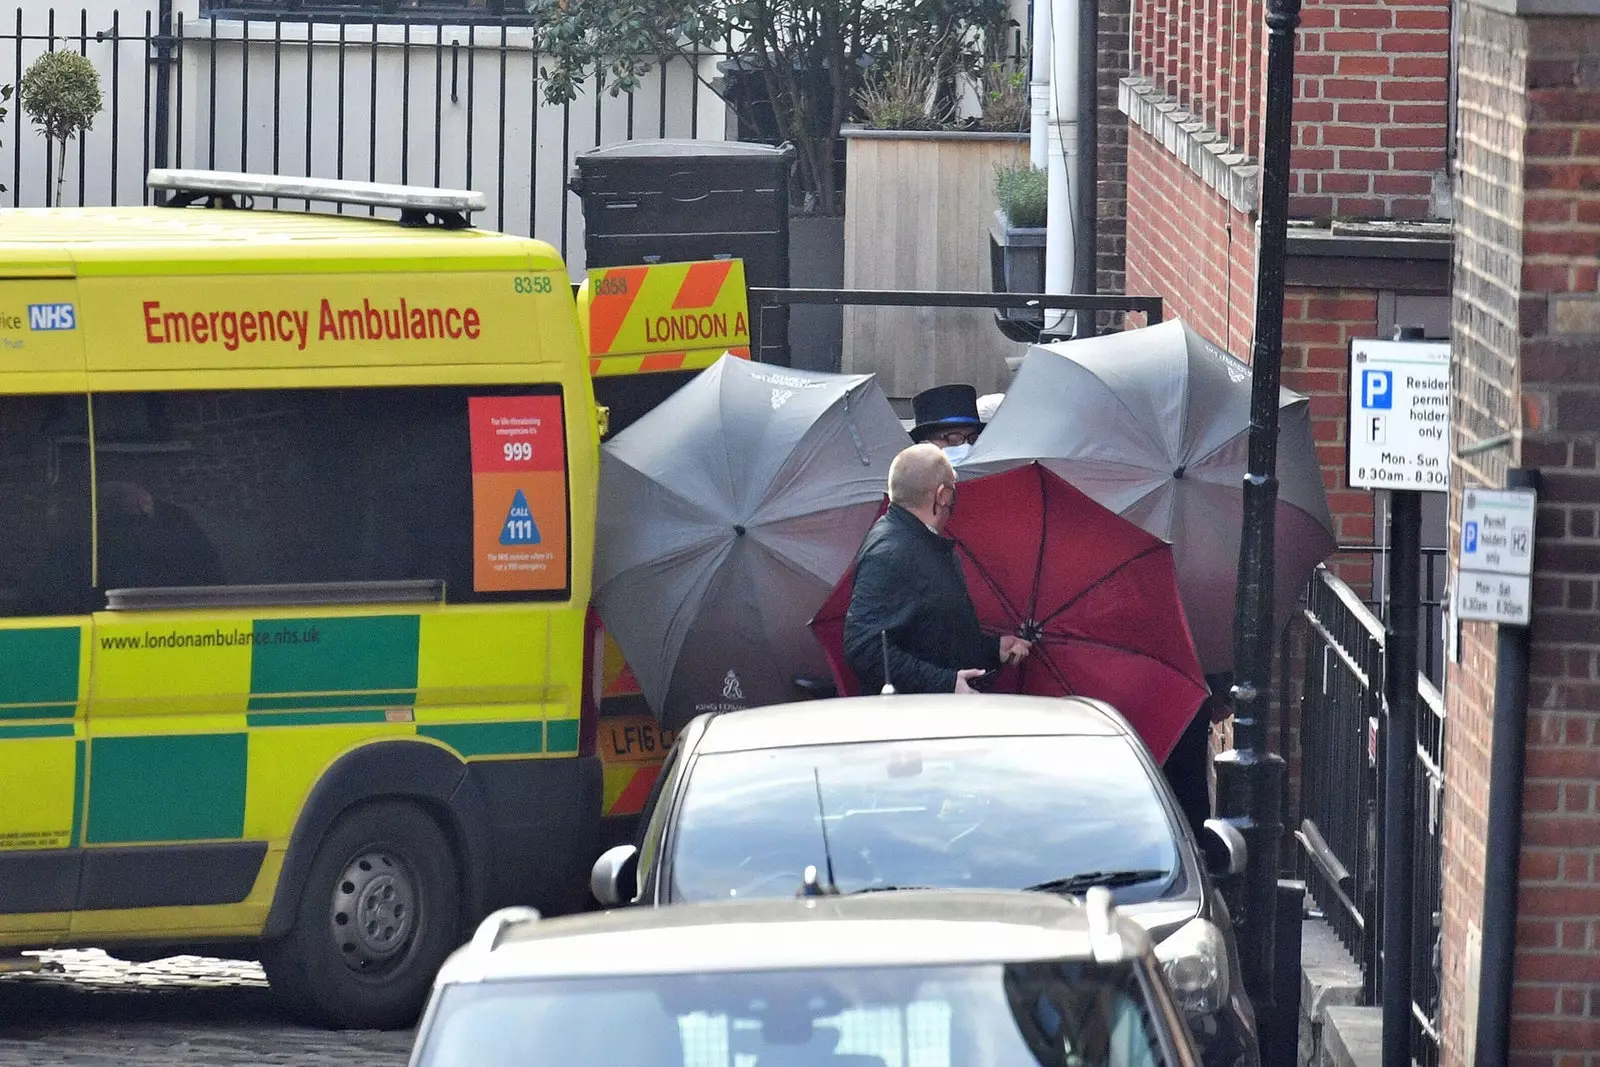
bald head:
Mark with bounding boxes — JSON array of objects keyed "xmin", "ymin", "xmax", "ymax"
[{"xmin": 887, "ymin": 443, "xmax": 955, "ymax": 510}]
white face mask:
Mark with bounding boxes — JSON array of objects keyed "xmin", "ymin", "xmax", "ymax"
[{"xmin": 942, "ymin": 443, "xmax": 973, "ymax": 465}]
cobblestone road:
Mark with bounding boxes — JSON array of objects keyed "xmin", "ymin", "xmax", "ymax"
[{"xmin": 0, "ymin": 951, "xmax": 413, "ymax": 1066}]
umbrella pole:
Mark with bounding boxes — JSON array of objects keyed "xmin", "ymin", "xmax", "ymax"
[{"xmin": 1217, "ymin": 0, "xmax": 1301, "ymax": 1048}]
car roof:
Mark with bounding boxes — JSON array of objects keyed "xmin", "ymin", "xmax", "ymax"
[
  {"xmin": 439, "ymin": 891, "xmax": 1149, "ymax": 984},
  {"xmin": 693, "ymin": 694, "xmax": 1130, "ymax": 755}
]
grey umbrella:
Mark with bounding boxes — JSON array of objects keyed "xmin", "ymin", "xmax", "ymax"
[
  {"xmin": 595, "ymin": 355, "xmax": 911, "ymax": 727},
  {"xmin": 960, "ymin": 318, "xmax": 1336, "ymax": 674}
]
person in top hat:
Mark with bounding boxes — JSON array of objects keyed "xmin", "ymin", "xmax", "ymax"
[{"xmin": 909, "ymin": 384, "xmax": 984, "ymax": 463}]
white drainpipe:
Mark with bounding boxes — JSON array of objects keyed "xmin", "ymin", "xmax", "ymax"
[
  {"xmin": 1029, "ymin": 0, "xmax": 1051, "ymax": 171},
  {"xmin": 1044, "ymin": 0, "xmax": 1079, "ymax": 334}
]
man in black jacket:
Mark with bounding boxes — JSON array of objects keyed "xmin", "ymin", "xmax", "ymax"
[{"xmin": 843, "ymin": 443, "xmax": 1030, "ymax": 694}]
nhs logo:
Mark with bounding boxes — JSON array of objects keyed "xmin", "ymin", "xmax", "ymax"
[{"xmin": 28, "ymin": 303, "xmax": 76, "ymax": 331}]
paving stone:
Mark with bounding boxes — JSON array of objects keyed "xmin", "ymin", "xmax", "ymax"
[{"xmin": 0, "ymin": 951, "xmax": 412, "ymax": 1066}]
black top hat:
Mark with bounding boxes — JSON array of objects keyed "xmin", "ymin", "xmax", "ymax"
[{"xmin": 909, "ymin": 384, "xmax": 983, "ymax": 443}]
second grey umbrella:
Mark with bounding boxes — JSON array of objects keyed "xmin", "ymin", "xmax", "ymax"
[
  {"xmin": 594, "ymin": 355, "xmax": 911, "ymax": 727},
  {"xmin": 961, "ymin": 318, "xmax": 1336, "ymax": 674}
]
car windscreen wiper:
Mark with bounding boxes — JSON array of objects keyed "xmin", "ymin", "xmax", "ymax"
[
  {"xmin": 846, "ymin": 884, "xmax": 938, "ymax": 894},
  {"xmin": 1024, "ymin": 869, "xmax": 1170, "ymax": 894}
]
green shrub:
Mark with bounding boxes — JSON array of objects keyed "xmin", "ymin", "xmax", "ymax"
[
  {"xmin": 856, "ymin": 46, "xmax": 953, "ymax": 131},
  {"xmin": 994, "ymin": 161, "xmax": 1047, "ymax": 228},
  {"xmin": 977, "ymin": 59, "xmax": 1027, "ymax": 133}
]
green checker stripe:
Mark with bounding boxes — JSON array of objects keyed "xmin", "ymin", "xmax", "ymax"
[
  {"xmin": 0, "ymin": 703, "xmax": 76, "ymax": 721},
  {"xmin": 0, "ymin": 627, "xmax": 81, "ymax": 709},
  {"xmin": 418, "ymin": 721, "xmax": 546, "ymax": 758},
  {"xmin": 546, "ymin": 719, "xmax": 580, "ymax": 754},
  {"xmin": 69, "ymin": 740, "xmax": 85, "ymax": 848},
  {"xmin": 246, "ymin": 709, "xmax": 394, "ymax": 728},
  {"xmin": 247, "ymin": 691, "xmax": 415, "ymax": 713},
  {"xmin": 0, "ymin": 722, "xmax": 74, "ymax": 740},
  {"xmin": 248, "ymin": 616, "xmax": 419, "ymax": 712},
  {"xmin": 87, "ymin": 734, "xmax": 247, "ymax": 844}
]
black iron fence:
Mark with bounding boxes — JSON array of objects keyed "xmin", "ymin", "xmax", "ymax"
[
  {"xmin": 1295, "ymin": 560, "xmax": 1446, "ymax": 1065},
  {"xmin": 1, "ymin": 6, "xmax": 718, "ymax": 266}
]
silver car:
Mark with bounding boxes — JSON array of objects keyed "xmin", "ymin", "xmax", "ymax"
[
  {"xmin": 589, "ymin": 695, "xmax": 1257, "ymax": 1067},
  {"xmin": 409, "ymin": 889, "xmax": 1204, "ymax": 1067}
]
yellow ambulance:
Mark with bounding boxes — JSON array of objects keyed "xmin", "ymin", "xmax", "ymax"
[{"xmin": 0, "ymin": 170, "xmax": 607, "ymax": 1028}]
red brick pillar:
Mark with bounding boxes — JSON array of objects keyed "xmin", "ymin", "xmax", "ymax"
[{"xmin": 1440, "ymin": 6, "xmax": 1600, "ymax": 1064}]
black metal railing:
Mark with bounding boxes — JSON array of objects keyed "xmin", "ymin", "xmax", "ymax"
[
  {"xmin": 1295, "ymin": 562, "xmax": 1445, "ymax": 1064},
  {"xmin": 747, "ymin": 288, "xmax": 1165, "ymax": 373},
  {"xmin": 1334, "ymin": 542, "xmax": 1450, "ymax": 687},
  {"xmin": 1, "ymin": 6, "xmax": 715, "ymax": 266},
  {"xmin": 1297, "ymin": 567, "xmax": 1384, "ymax": 998},
  {"xmin": 1411, "ymin": 674, "xmax": 1445, "ymax": 1067}
]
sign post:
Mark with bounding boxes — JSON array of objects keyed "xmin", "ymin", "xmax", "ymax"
[
  {"xmin": 1346, "ymin": 328, "xmax": 1450, "ymax": 1067},
  {"xmin": 1471, "ymin": 468, "xmax": 1539, "ymax": 1067}
]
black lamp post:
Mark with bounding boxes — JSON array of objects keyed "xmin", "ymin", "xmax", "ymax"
[{"xmin": 1215, "ymin": 0, "xmax": 1302, "ymax": 1031}]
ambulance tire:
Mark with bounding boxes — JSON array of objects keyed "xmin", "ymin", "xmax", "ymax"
[{"xmin": 262, "ymin": 799, "xmax": 463, "ymax": 1030}]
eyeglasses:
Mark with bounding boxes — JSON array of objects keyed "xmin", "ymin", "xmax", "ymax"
[{"xmin": 933, "ymin": 427, "xmax": 980, "ymax": 447}]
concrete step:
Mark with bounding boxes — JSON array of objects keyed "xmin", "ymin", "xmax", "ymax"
[{"xmin": 1321, "ymin": 1006, "xmax": 1382, "ymax": 1067}]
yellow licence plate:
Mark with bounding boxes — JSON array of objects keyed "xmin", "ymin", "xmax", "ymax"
[{"xmin": 599, "ymin": 716, "xmax": 676, "ymax": 764}]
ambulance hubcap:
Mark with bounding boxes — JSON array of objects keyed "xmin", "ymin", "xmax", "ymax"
[{"xmin": 332, "ymin": 850, "xmax": 418, "ymax": 972}]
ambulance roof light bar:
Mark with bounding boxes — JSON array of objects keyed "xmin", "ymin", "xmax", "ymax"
[{"xmin": 146, "ymin": 169, "xmax": 486, "ymax": 229}]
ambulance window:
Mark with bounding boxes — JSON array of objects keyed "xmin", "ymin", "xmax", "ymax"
[
  {"xmin": 0, "ymin": 394, "xmax": 96, "ymax": 618},
  {"xmin": 88, "ymin": 385, "xmax": 571, "ymax": 603}
]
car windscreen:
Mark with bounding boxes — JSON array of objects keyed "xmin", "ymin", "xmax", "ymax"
[
  {"xmin": 414, "ymin": 962, "xmax": 1180, "ymax": 1067},
  {"xmin": 667, "ymin": 736, "xmax": 1180, "ymax": 902}
]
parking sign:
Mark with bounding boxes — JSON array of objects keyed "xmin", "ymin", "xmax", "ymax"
[
  {"xmin": 1361, "ymin": 369, "xmax": 1393, "ymax": 409},
  {"xmin": 1345, "ymin": 339, "xmax": 1450, "ymax": 491}
]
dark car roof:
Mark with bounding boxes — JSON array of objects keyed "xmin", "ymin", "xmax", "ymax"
[
  {"xmin": 693, "ymin": 694, "xmax": 1130, "ymax": 755},
  {"xmin": 437, "ymin": 890, "xmax": 1151, "ymax": 983}
]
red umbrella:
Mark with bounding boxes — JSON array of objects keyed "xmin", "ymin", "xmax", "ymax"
[{"xmin": 809, "ymin": 463, "xmax": 1209, "ymax": 762}]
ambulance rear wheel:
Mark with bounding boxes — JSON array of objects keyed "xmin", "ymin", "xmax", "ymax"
[{"xmin": 263, "ymin": 800, "xmax": 463, "ymax": 1030}]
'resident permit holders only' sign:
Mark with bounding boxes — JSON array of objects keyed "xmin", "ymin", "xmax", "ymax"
[
  {"xmin": 468, "ymin": 395, "xmax": 569, "ymax": 593},
  {"xmin": 1346, "ymin": 338, "xmax": 1451, "ymax": 492}
]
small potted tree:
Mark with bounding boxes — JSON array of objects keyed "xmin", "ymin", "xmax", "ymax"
[
  {"xmin": 991, "ymin": 161, "xmax": 1047, "ymax": 339},
  {"xmin": 20, "ymin": 49, "xmax": 103, "ymax": 207}
]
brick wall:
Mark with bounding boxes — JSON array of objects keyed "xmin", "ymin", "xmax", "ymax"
[
  {"xmin": 1098, "ymin": 0, "xmax": 1134, "ymax": 301},
  {"xmin": 1130, "ymin": 0, "xmax": 1450, "ymax": 216},
  {"xmin": 1290, "ymin": 0, "xmax": 1452, "ymax": 219},
  {"xmin": 1442, "ymin": 5, "xmax": 1600, "ymax": 1064},
  {"xmin": 1124, "ymin": 127, "xmax": 1259, "ymax": 349},
  {"xmin": 1282, "ymin": 287, "xmax": 1379, "ymax": 569},
  {"xmin": 1441, "ymin": 6, "xmax": 1524, "ymax": 1049}
]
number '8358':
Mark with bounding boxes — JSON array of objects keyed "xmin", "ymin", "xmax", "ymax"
[
  {"xmin": 513, "ymin": 275, "xmax": 553, "ymax": 294},
  {"xmin": 504, "ymin": 442, "xmax": 534, "ymax": 462}
]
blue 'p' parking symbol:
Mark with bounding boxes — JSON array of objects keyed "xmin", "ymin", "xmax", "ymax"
[{"xmin": 1362, "ymin": 369, "xmax": 1393, "ymax": 409}]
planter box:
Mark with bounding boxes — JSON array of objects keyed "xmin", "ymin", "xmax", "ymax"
[
  {"xmin": 842, "ymin": 129, "xmax": 1030, "ymax": 398},
  {"xmin": 990, "ymin": 209, "xmax": 1047, "ymax": 342}
]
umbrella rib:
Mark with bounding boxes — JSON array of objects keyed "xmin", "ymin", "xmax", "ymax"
[
  {"xmin": 1025, "ymin": 645, "xmax": 1076, "ymax": 694},
  {"xmin": 953, "ymin": 541, "xmax": 1027, "ymax": 632},
  {"xmin": 1035, "ymin": 542, "xmax": 1172, "ymax": 629},
  {"xmin": 1035, "ymin": 630, "xmax": 1206, "ymax": 690},
  {"xmin": 1027, "ymin": 463, "xmax": 1049, "ymax": 625}
]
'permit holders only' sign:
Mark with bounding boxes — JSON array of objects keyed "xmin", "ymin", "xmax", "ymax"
[{"xmin": 468, "ymin": 394, "xmax": 569, "ymax": 594}]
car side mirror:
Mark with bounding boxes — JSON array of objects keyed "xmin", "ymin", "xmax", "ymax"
[
  {"xmin": 1200, "ymin": 818, "xmax": 1248, "ymax": 879},
  {"xmin": 590, "ymin": 844, "xmax": 640, "ymax": 907}
]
